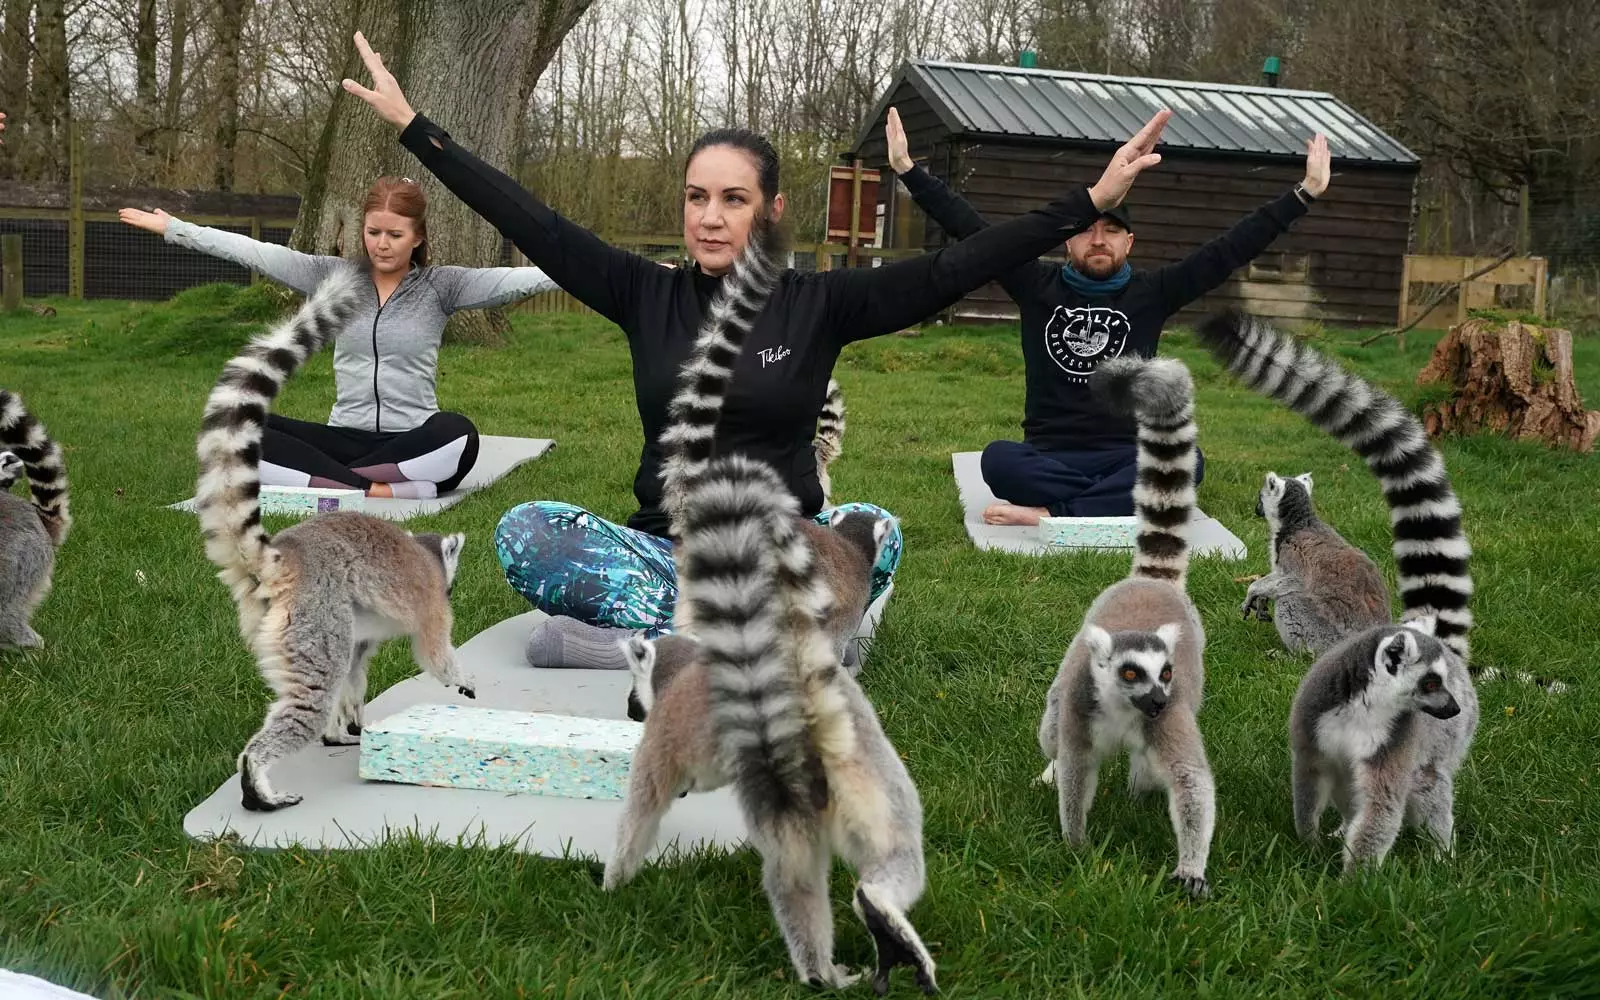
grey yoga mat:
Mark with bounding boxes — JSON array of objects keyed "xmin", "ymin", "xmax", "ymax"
[{"xmin": 951, "ymin": 451, "xmax": 1247, "ymax": 560}]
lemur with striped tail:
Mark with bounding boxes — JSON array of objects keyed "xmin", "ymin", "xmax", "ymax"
[
  {"xmin": 195, "ymin": 267, "xmax": 475, "ymax": 813},
  {"xmin": 606, "ymin": 229, "xmax": 937, "ymax": 995},
  {"xmin": 1036, "ymin": 355, "xmax": 1217, "ymax": 897},
  {"xmin": 0, "ymin": 390, "xmax": 72, "ymax": 649},
  {"xmin": 1195, "ymin": 309, "xmax": 1479, "ymax": 872}
]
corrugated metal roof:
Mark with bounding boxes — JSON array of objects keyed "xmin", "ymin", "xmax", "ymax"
[{"xmin": 864, "ymin": 60, "xmax": 1417, "ymax": 166}]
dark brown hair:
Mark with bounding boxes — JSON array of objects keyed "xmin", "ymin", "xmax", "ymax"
[{"xmin": 361, "ymin": 176, "xmax": 429, "ymax": 267}]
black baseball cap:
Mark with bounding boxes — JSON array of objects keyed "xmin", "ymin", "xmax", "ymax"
[{"xmin": 1098, "ymin": 204, "xmax": 1133, "ymax": 231}]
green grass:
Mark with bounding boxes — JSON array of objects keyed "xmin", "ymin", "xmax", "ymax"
[{"xmin": 2, "ymin": 288, "xmax": 1597, "ymax": 998}]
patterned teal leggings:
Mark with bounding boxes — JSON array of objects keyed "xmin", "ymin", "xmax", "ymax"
[{"xmin": 493, "ymin": 500, "xmax": 903, "ymax": 637}]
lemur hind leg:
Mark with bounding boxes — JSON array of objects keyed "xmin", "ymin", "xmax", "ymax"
[
  {"xmin": 322, "ymin": 640, "xmax": 374, "ymax": 746},
  {"xmin": 852, "ymin": 844, "xmax": 937, "ymax": 995}
]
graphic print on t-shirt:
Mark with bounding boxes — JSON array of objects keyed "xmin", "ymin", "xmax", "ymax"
[{"xmin": 1043, "ymin": 305, "xmax": 1132, "ymax": 383}]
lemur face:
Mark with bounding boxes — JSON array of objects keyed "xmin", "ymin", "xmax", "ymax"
[
  {"xmin": 1374, "ymin": 625, "xmax": 1461, "ymax": 720},
  {"xmin": 1256, "ymin": 471, "xmax": 1314, "ymax": 520},
  {"xmin": 1085, "ymin": 622, "xmax": 1181, "ymax": 719},
  {"xmin": 0, "ymin": 451, "xmax": 23, "ymax": 489},
  {"xmin": 623, "ymin": 635, "xmax": 656, "ymax": 722}
]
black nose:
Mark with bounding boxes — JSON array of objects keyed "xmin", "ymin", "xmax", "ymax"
[
  {"xmin": 1134, "ymin": 692, "xmax": 1167, "ymax": 719},
  {"xmin": 626, "ymin": 691, "xmax": 647, "ymax": 722},
  {"xmin": 1423, "ymin": 695, "xmax": 1461, "ymax": 720}
]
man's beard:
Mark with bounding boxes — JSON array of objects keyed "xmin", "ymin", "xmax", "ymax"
[{"xmin": 1074, "ymin": 253, "xmax": 1121, "ymax": 279}]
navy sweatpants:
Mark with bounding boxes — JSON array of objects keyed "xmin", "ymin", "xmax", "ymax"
[{"xmin": 980, "ymin": 440, "xmax": 1206, "ymax": 518}]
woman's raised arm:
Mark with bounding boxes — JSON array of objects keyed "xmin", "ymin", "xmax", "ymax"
[
  {"xmin": 119, "ymin": 208, "xmax": 337, "ymax": 295},
  {"xmin": 342, "ymin": 32, "xmax": 652, "ymax": 328}
]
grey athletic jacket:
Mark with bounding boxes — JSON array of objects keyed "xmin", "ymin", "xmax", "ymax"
[{"xmin": 165, "ymin": 218, "xmax": 559, "ymax": 432}]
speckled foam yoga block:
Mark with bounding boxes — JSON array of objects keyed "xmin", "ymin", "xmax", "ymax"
[
  {"xmin": 1037, "ymin": 514, "xmax": 1140, "ymax": 548},
  {"xmin": 358, "ymin": 704, "xmax": 644, "ymax": 800}
]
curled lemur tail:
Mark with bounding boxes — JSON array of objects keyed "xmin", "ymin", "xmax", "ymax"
[
  {"xmin": 659, "ymin": 228, "xmax": 851, "ymax": 827},
  {"xmin": 0, "ymin": 390, "xmax": 71, "ymax": 547},
  {"xmin": 1195, "ymin": 309, "xmax": 1473, "ymax": 662},
  {"xmin": 1090, "ymin": 355, "xmax": 1198, "ymax": 589},
  {"xmin": 193, "ymin": 267, "xmax": 365, "ymax": 595}
]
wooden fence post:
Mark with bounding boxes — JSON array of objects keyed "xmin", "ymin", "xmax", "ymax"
[
  {"xmin": 2, "ymin": 234, "xmax": 22, "ymax": 312},
  {"xmin": 68, "ymin": 121, "xmax": 85, "ymax": 300},
  {"xmin": 847, "ymin": 159, "xmax": 863, "ymax": 270}
]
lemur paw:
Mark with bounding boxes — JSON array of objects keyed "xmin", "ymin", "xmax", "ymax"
[
  {"xmin": 804, "ymin": 964, "xmax": 861, "ymax": 990},
  {"xmin": 1170, "ymin": 870, "xmax": 1210, "ymax": 898},
  {"xmin": 1036, "ymin": 761, "xmax": 1056, "ymax": 785},
  {"xmin": 457, "ymin": 684, "xmax": 477, "ymax": 699}
]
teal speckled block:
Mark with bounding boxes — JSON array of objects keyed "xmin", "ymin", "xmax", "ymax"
[
  {"xmin": 358, "ymin": 704, "xmax": 644, "ymax": 800},
  {"xmin": 1038, "ymin": 514, "xmax": 1140, "ymax": 549}
]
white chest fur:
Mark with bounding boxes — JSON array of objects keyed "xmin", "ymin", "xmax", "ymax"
[{"xmin": 1315, "ymin": 697, "xmax": 1402, "ymax": 762}]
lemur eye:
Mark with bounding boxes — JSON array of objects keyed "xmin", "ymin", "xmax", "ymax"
[
  {"xmin": 1121, "ymin": 669, "xmax": 1138, "ymax": 682},
  {"xmin": 1422, "ymin": 677, "xmax": 1440, "ymax": 692},
  {"xmin": 1160, "ymin": 668, "xmax": 1172, "ymax": 682}
]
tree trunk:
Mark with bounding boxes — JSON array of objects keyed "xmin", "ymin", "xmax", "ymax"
[
  {"xmin": 134, "ymin": 0, "xmax": 158, "ymax": 176},
  {"xmin": 1416, "ymin": 318, "xmax": 1600, "ymax": 453},
  {"xmin": 292, "ymin": 0, "xmax": 594, "ymax": 346},
  {"xmin": 212, "ymin": 0, "xmax": 248, "ymax": 191},
  {"xmin": 161, "ymin": 0, "xmax": 190, "ymax": 177},
  {"xmin": 0, "ymin": 0, "xmax": 30, "ymax": 179},
  {"xmin": 28, "ymin": 0, "xmax": 67, "ymax": 183}
]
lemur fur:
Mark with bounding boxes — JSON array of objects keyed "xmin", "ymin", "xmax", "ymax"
[
  {"xmin": 608, "ymin": 230, "xmax": 937, "ymax": 994},
  {"xmin": 1037, "ymin": 355, "xmax": 1217, "ymax": 898},
  {"xmin": 1243, "ymin": 470, "xmax": 1390, "ymax": 655},
  {"xmin": 1195, "ymin": 310, "xmax": 1480, "ymax": 870},
  {"xmin": 195, "ymin": 267, "xmax": 475, "ymax": 812},
  {"xmin": 0, "ymin": 390, "xmax": 71, "ymax": 649}
]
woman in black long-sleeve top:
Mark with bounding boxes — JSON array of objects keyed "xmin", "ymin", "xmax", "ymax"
[{"xmin": 343, "ymin": 32, "xmax": 1172, "ymax": 669}]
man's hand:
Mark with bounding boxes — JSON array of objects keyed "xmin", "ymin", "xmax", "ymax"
[
  {"xmin": 1302, "ymin": 133, "xmax": 1330, "ymax": 198},
  {"xmin": 886, "ymin": 107, "xmax": 914, "ymax": 174},
  {"xmin": 1088, "ymin": 108, "xmax": 1171, "ymax": 212},
  {"xmin": 341, "ymin": 31, "xmax": 416, "ymax": 130}
]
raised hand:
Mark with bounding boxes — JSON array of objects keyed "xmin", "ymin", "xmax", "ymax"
[
  {"xmin": 118, "ymin": 207, "xmax": 172, "ymax": 235},
  {"xmin": 341, "ymin": 31, "xmax": 416, "ymax": 130},
  {"xmin": 886, "ymin": 107, "xmax": 913, "ymax": 174},
  {"xmin": 1302, "ymin": 133, "xmax": 1330, "ymax": 198},
  {"xmin": 1088, "ymin": 108, "xmax": 1172, "ymax": 212}
]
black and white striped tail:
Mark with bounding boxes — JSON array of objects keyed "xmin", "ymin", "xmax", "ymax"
[
  {"xmin": 680, "ymin": 454, "xmax": 838, "ymax": 827},
  {"xmin": 194, "ymin": 268, "xmax": 364, "ymax": 591},
  {"xmin": 658, "ymin": 229, "xmax": 784, "ymax": 535},
  {"xmin": 1195, "ymin": 310, "xmax": 1473, "ymax": 662},
  {"xmin": 813, "ymin": 378, "xmax": 846, "ymax": 502},
  {"xmin": 0, "ymin": 390, "xmax": 71, "ymax": 547},
  {"xmin": 1091, "ymin": 356, "xmax": 1198, "ymax": 589}
]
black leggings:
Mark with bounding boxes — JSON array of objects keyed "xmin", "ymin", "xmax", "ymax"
[{"xmin": 261, "ymin": 412, "xmax": 480, "ymax": 493}]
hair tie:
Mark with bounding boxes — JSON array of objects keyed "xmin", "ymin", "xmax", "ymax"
[{"xmin": 402, "ymin": 176, "xmax": 415, "ymax": 184}]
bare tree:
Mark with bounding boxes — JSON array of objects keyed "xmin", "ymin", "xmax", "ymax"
[
  {"xmin": 294, "ymin": 0, "xmax": 595, "ymax": 345},
  {"xmin": 212, "ymin": 0, "xmax": 247, "ymax": 190},
  {"xmin": 0, "ymin": 0, "xmax": 30, "ymax": 177}
]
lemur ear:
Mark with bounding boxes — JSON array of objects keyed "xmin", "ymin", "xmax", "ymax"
[
  {"xmin": 1402, "ymin": 614, "xmax": 1438, "ymax": 637},
  {"xmin": 1083, "ymin": 624, "xmax": 1113, "ymax": 664},
  {"xmin": 1297, "ymin": 472, "xmax": 1314, "ymax": 493},
  {"xmin": 1378, "ymin": 630, "xmax": 1418, "ymax": 675}
]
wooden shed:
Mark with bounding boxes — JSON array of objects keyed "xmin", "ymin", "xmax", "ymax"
[{"xmin": 847, "ymin": 60, "xmax": 1420, "ymax": 327}]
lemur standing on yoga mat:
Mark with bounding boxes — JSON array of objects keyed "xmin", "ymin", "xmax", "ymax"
[
  {"xmin": 1194, "ymin": 310, "xmax": 1479, "ymax": 871},
  {"xmin": 1036, "ymin": 355, "xmax": 1216, "ymax": 898},
  {"xmin": 195, "ymin": 268, "xmax": 476, "ymax": 813},
  {"xmin": 605, "ymin": 233, "xmax": 937, "ymax": 995},
  {"xmin": 0, "ymin": 391, "xmax": 71, "ymax": 650},
  {"xmin": 814, "ymin": 378, "xmax": 846, "ymax": 505},
  {"xmin": 1242, "ymin": 470, "xmax": 1390, "ymax": 656}
]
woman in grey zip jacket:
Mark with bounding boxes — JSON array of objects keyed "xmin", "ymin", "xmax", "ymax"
[{"xmin": 118, "ymin": 176, "xmax": 560, "ymax": 498}]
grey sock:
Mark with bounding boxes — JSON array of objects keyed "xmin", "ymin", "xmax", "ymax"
[{"xmin": 525, "ymin": 615, "xmax": 631, "ymax": 670}]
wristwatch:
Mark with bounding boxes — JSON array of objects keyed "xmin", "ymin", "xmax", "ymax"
[{"xmin": 1293, "ymin": 182, "xmax": 1316, "ymax": 205}]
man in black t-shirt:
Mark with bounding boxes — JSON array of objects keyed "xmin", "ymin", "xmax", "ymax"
[{"xmin": 886, "ymin": 107, "xmax": 1331, "ymax": 525}]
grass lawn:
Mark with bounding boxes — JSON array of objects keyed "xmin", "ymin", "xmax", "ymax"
[{"xmin": 1, "ymin": 284, "xmax": 1597, "ymax": 998}]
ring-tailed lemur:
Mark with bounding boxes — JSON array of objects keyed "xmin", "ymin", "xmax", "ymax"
[
  {"xmin": 0, "ymin": 390, "xmax": 71, "ymax": 649},
  {"xmin": 610, "ymin": 231, "xmax": 937, "ymax": 994},
  {"xmin": 196, "ymin": 267, "xmax": 476, "ymax": 812},
  {"xmin": 814, "ymin": 378, "xmax": 846, "ymax": 505},
  {"xmin": 1195, "ymin": 310, "xmax": 1479, "ymax": 871},
  {"xmin": 1036, "ymin": 356, "xmax": 1216, "ymax": 898},
  {"xmin": 1242, "ymin": 470, "xmax": 1390, "ymax": 655}
]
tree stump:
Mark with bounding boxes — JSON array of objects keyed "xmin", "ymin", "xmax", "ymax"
[{"xmin": 1415, "ymin": 318, "xmax": 1600, "ymax": 452}]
